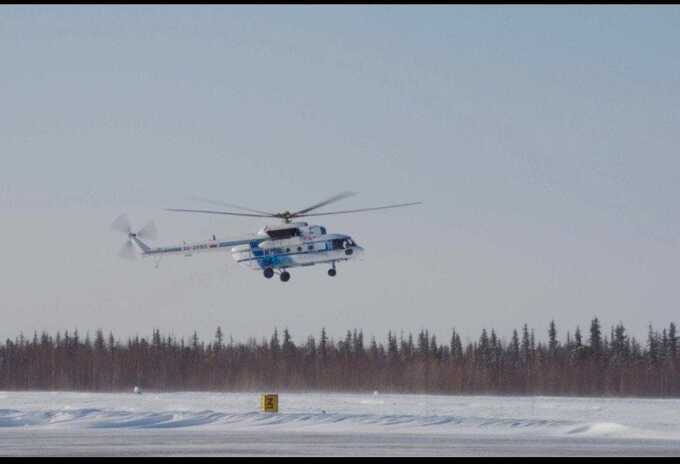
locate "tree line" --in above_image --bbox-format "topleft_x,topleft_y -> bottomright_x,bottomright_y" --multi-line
0,317 -> 678,396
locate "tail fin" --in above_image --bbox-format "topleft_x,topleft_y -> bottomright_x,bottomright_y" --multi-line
130,235 -> 151,253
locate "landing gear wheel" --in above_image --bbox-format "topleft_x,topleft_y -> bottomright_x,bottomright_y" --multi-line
280,271 -> 291,282
344,248 -> 353,256
263,268 -> 274,279
328,268 -> 336,277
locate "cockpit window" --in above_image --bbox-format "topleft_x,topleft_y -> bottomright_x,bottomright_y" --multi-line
331,239 -> 351,250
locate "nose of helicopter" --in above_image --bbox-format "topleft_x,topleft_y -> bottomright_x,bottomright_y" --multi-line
344,243 -> 364,258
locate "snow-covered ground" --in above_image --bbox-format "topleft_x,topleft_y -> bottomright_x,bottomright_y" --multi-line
1,391 -> 679,456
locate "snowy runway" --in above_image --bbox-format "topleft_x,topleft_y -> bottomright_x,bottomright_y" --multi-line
1,392 -> 679,456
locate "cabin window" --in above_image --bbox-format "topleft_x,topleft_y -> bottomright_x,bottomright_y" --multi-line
266,228 -> 301,240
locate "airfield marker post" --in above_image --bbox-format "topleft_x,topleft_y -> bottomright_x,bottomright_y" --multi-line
261,393 -> 279,413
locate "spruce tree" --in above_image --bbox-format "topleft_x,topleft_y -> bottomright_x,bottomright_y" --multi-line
589,317 -> 602,354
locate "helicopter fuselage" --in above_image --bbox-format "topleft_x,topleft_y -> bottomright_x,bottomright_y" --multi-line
231,222 -> 364,272
133,221 -> 364,280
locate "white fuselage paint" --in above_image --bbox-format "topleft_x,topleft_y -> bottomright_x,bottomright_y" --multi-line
230,235 -> 361,271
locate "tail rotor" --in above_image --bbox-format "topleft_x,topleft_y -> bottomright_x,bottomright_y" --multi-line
111,214 -> 156,259
118,239 -> 138,260
111,213 -> 133,235
137,221 -> 158,241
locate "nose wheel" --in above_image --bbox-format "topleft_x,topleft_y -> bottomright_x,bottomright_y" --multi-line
328,262 -> 337,277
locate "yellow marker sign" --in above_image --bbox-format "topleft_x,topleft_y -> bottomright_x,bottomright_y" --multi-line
261,393 -> 279,413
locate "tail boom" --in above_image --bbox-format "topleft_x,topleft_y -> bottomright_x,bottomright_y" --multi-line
139,237 -> 264,257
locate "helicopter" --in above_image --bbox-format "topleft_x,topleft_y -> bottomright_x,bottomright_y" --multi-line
112,192 -> 421,282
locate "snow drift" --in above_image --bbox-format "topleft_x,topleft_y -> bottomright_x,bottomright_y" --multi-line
0,391 -> 678,441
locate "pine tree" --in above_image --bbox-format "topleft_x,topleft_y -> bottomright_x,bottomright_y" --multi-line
648,324 -> 659,367
450,329 -> 463,359
387,331 -> 399,364
669,322 -> 677,362
479,329 -> 490,367
319,328 -> 328,364
430,335 -> 438,359
214,326 -> 224,351
521,324 -> 531,366
612,323 -> 628,358
282,329 -> 295,358
548,320 -> 558,357
574,326 -> 582,348
510,329 -> 520,367
270,329 -> 281,356
589,317 -> 602,354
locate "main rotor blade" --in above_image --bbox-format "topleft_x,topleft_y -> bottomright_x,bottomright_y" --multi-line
187,196 -> 276,216
165,208 -> 272,218
296,201 -> 422,218
290,191 -> 357,217
111,214 -> 132,234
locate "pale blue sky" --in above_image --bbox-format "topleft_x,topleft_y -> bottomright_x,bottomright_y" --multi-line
1,6 -> 679,344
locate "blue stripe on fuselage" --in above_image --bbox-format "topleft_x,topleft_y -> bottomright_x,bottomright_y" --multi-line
249,240 -> 301,270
